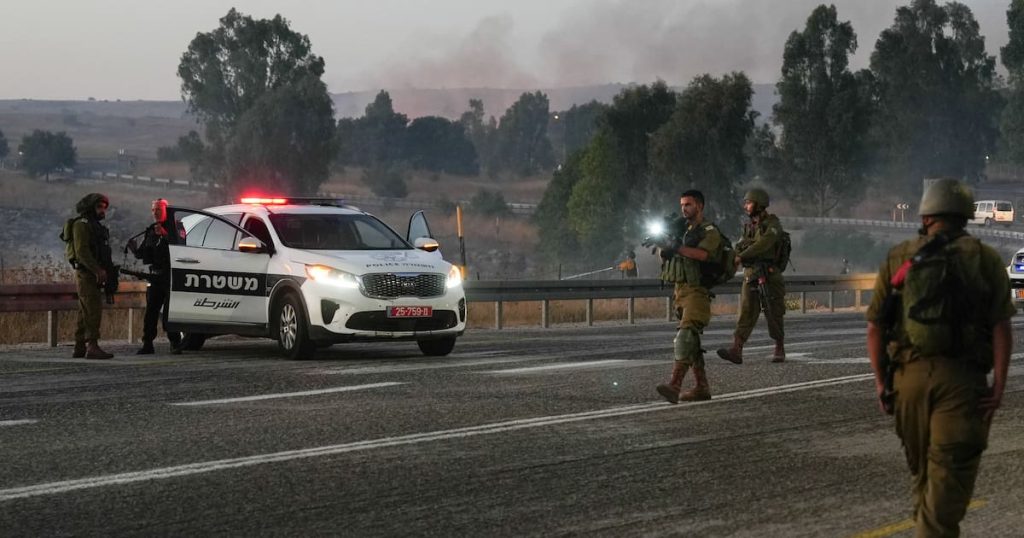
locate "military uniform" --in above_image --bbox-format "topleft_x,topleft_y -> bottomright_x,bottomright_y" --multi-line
867,179 -> 1014,537
68,193 -> 114,359
734,211 -> 786,343
718,188 -> 787,364
655,217 -> 722,403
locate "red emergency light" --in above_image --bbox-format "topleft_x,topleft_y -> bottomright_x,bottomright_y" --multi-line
240,197 -> 288,205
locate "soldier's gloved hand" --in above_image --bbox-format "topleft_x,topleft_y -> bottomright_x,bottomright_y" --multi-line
127,237 -> 139,254
95,268 -> 108,285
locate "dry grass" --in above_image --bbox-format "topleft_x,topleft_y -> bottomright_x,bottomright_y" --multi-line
0,308 -> 147,346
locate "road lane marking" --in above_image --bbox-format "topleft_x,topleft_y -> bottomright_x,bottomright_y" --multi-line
0,420 -> 38,427
0,374 -> 873,502
170,382 -> 405,406
315,356 -> 539,375
850,499 -> 987,538
486,359 -> 629,374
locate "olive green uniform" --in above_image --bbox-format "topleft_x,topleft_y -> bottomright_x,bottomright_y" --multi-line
867,232 -> 1014,537
660,218 -> 722,368
734,212 -> 785,342
71,216 -> 110,344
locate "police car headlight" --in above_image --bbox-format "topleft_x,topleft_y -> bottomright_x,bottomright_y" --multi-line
446,264 -> 463,289
305,264 -> 360,289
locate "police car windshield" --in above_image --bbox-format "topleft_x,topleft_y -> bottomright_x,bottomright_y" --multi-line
268,214 -> 412,251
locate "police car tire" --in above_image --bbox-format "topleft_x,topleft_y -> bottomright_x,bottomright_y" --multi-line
417,336 -> 456,356
179,333 -> 207,351
275,293 -> 315,360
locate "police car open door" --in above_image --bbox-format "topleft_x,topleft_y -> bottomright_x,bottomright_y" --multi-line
166,208 -> 271,328
407,210 -> 442,258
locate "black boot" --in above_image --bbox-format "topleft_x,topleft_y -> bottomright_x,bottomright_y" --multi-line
136,341 -> 155,355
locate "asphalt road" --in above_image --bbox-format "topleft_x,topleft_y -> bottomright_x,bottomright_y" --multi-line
2,313 -> 1023,537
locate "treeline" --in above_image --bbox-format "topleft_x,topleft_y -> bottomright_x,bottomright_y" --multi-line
537,0 -> 1024,269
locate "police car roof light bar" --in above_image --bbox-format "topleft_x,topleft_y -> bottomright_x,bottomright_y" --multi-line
239,197 -> 349,207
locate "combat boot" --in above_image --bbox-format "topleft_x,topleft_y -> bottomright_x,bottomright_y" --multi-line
679,366 -> 711,401
771,340 -> 785,363
136,341 -> 155,355
72,341 -> 87,358
716,336 -> 744,365
85,340 -> 113,360
656,362 -> 689,404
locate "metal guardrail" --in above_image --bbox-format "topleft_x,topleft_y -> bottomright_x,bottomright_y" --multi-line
782,216 -> 1024,241
2,275 -> 875,345
462,274 -> 876,329
0,281 -> 147,347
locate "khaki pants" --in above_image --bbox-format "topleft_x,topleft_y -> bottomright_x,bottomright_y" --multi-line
894,358 -> 990,538
674,285 -> 711,368
75,270 -> 103,343
734,270 -> 785,343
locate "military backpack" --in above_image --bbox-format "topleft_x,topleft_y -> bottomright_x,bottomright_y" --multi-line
59,216 -> 82,268
689,223 -> 738,288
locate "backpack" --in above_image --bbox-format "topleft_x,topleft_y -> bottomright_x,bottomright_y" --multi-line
60,217 -> 80,268
774,228 -> 792,272
899,234 -> 980,359
697,223 -> 738,288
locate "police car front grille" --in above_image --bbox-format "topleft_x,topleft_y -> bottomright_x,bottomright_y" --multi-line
361,273 -> 446,298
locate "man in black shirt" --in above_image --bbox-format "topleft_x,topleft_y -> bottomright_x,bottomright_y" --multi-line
128,198 -> 180,354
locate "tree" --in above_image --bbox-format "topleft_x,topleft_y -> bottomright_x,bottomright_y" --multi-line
764,4 -> 874,216
601,81 -> 677,191
870,0 -> 1001,191
1000,0 -> 1024,166
649,73 -> 757,224
405,116 -> 479,175
459,99 -> 498,175
335,91 -> 409,169
177,131 -> 206,182
18,130 -> 76,181
549,100 -> 609,165
494,92 -> 555,176
177,8 -> 336,194
535,152 -> 584,265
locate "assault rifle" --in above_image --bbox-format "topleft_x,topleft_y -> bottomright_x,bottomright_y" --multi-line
120,267 -> 158,282
101,266 -> 120,305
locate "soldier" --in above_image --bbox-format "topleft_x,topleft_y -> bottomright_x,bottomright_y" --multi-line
69,193 -> 115,360
654,190 -> 722,403
617,250 -> 638,278
867,179 -> 1012,537
128,198 -> 180,354
717,188 -> 787,364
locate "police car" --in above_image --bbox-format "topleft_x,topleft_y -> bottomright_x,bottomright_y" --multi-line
163,197 -> 466,359
1009,246 -> 1024,308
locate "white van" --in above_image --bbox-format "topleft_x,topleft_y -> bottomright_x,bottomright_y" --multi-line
972,200 -> 1014,227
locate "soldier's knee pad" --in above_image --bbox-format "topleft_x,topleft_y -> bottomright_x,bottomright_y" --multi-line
673,327 -> 702,361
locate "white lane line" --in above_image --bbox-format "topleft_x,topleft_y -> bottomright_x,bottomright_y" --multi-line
486,359 -> 629,374
170,382 -> 405,406
316,357 -> 539,375
0,420 -> 38,427
0,374 -> 872,502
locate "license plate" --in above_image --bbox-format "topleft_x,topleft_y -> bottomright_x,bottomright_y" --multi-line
387,306 -> 433,318
1015,289 -> 1024,300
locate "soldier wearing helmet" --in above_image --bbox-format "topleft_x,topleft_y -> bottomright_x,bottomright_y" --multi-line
866,178 -> 1013,536
67,193 -> 115,360
717,187 -> 788,364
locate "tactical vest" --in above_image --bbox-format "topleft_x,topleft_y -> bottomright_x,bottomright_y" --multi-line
659,220 -> 721,287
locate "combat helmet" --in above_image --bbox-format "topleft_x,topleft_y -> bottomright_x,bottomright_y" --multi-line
918,179 -> 974,218
743,188 -> 770,208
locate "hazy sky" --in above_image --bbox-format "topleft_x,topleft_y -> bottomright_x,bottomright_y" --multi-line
0,0 -> 1013,100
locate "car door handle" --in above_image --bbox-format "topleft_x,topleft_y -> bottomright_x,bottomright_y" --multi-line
175,258 -> 200,264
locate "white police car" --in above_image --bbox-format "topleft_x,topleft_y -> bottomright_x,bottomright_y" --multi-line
1009,246 -> 1024,308
163,197 -> 466,359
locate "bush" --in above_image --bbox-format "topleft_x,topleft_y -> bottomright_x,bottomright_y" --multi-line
361,164 -> 408,198
800,229 -> 889,268
470,189 -> 510,216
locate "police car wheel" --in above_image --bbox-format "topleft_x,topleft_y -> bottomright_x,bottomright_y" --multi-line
417,336 -> 456,356
179,333 -> 207,351
275,293 -> 315,360
984,217 -> 992,227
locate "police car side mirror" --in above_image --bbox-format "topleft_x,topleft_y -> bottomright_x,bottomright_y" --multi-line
238,237 -> 267,254
413,237 -> 440,252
